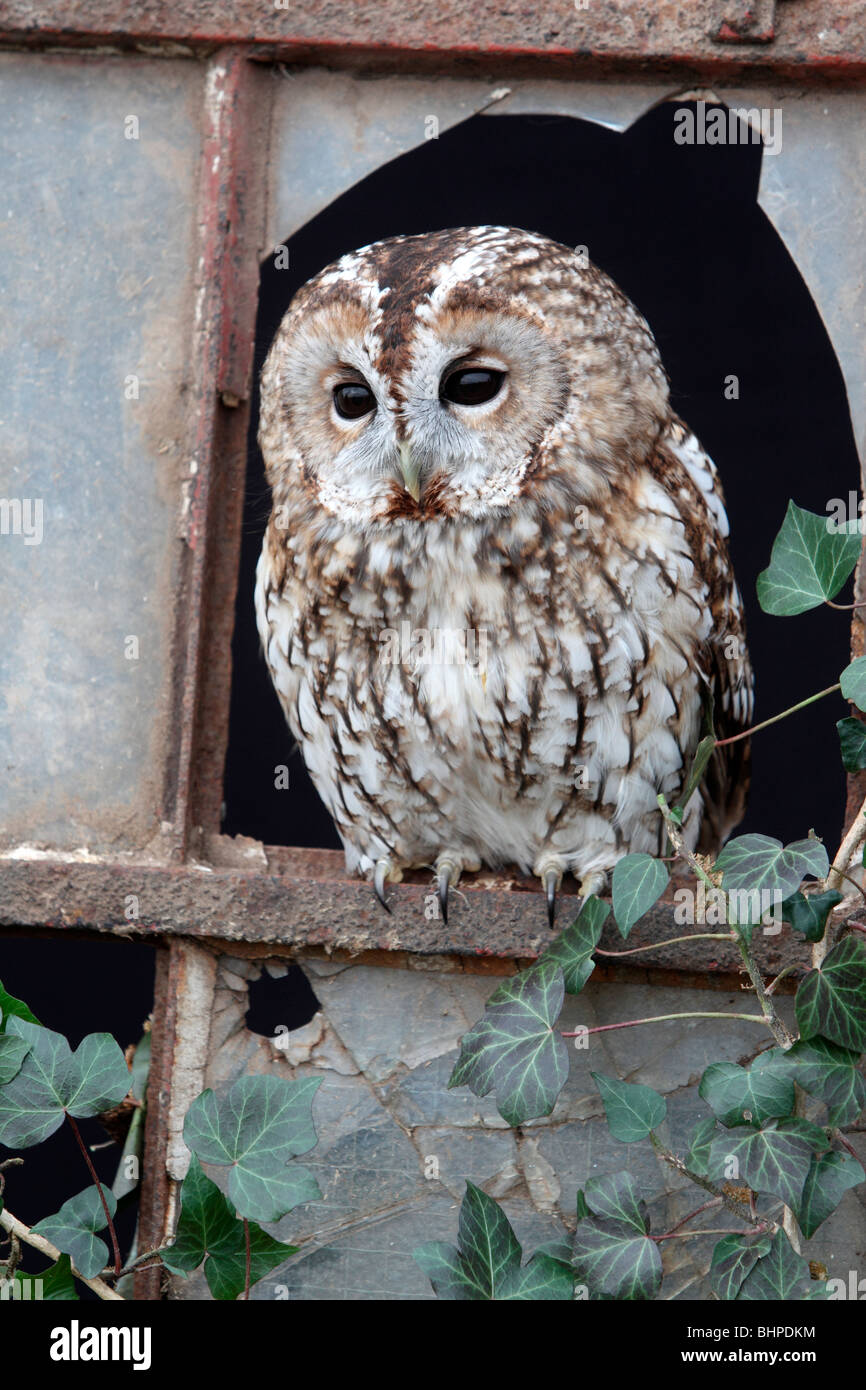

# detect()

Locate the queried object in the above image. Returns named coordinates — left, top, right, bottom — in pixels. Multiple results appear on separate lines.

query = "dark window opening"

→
left=223, top=104, right=857, bottom=854
left=245, top=963, right=320, bottom=1037
left=0, top=934, right=155, bottom=1297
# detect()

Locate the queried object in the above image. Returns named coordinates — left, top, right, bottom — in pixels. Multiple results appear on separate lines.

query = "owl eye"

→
left=333, top=382, right=376, bottom=420
left=440, top=367, right=505, bottom=407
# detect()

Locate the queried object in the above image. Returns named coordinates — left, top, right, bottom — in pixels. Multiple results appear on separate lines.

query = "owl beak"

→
left=397, top=441, right=421, bottom=502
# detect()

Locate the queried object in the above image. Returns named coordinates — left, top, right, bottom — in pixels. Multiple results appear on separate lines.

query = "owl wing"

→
left=654, top=418, right=755, bottom=851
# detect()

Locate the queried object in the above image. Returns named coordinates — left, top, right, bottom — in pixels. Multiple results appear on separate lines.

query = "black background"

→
left=3, top=102, right=859, bottom=1278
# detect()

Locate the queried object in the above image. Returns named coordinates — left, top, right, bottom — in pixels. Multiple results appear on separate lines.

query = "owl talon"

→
left=435, top=857, right=462, bottom=925
left=543, top=868, right=560, bottom=930
left=535, top=857, right=565, bottom=930
left=373, top=859, right=392, bottom=915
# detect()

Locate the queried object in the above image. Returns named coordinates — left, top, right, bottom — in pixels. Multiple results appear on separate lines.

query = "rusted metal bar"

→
left=711, top=1, right=776, bottom=45
left=164, top=49, right=272, bottom=857
left=0, top=1, right=864, bottom=78
left=0, top=851, right=814, bottom=981
left=133, top=942, right=174, bottom=1301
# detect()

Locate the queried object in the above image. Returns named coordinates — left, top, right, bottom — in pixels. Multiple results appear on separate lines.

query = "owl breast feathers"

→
left=255, top=225, right=753, bottom=925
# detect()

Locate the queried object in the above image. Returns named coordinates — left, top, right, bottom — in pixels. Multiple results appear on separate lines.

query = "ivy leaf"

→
left=500, top=1253, right=576, bottom=1300
left=714, top=834, right=828, bottom=903
left=0, top=1021, right=131, bottom=1148
left=0, top=981, right=40, bottom=1030
left=183, top=1075, right=321, bottom=1225
left=795, top=935, right=866, bottom=1052
left=162, top=1155, right=297, bottom=1300
left=674, top=734, right=718, bottom=816
left=534, top=896, right=608, bottom=993
left=611, top=855, right=669, bottom=938
left=836, top=718, right=866, bottom=772
left=840, top=657, right=866, bottom=712
left=591, top=1073, right=666, bottom=1142
left=10, top=1255, right=79, bottom=1302
left=581, top=1171, right=649, bottom=1230
left=686, top=1117, right=718, bottom=1177
left=413, top=1182, right=572, bottom=1301
left=0, top=1032, right=31, bottom=1086
left=449, top=962, right=569, bottom=1125
left=573, top=1172, right=661, bottom=1300
left=756, top=501, right=860, bottom=615
left=761, top=1037, right=866, bottom=1127
left=710, top=1231, right=773, bottom=1301
left=708, top=1119, right=826, bottom=1208
left=39, top=1255, right=78, bottom=1301
left=780, top=889, right=842, bottom=944
left=794, top=1150, right=865, bottom=1240
left=31, top=1186, right=117, bottom=1280
left=736, top=1230, right=819, bottom=1301
left=698, top=1056, right=795, bottom=1129
left=130, top=1031, right=151, bottom=1105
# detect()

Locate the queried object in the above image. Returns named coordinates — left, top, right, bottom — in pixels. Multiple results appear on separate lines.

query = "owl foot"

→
left=373, top=858, right=394, bottom=915
left=577, top=870, right=607, bottom=902
left=534, top=856, right=566, bottom=930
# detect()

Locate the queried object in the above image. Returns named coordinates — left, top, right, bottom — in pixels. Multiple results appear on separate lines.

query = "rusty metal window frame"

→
left=1, top=1, right=865, bottom=1296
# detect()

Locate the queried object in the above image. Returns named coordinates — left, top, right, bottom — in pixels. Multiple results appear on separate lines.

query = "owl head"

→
left=259, top=226, right=669, bottom=527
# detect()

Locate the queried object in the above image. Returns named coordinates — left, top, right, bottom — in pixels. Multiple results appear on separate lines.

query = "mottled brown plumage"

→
left=255, top=226, right=753, bottom=923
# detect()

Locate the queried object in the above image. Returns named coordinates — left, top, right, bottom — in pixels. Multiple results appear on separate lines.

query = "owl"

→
left=255, top=226, right=753, bottom=927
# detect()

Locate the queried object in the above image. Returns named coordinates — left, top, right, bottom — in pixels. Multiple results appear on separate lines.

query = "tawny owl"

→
left=255, top=226, right=753, bottom=927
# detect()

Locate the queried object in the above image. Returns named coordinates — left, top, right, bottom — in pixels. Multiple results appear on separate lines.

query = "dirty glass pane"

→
left=0, top=55, right=203, bottom=851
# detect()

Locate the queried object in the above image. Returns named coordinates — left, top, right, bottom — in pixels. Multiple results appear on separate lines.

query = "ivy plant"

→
left=0, top=988, right=321, bottom=1301
left=416, top=500, right=866, bottom=1300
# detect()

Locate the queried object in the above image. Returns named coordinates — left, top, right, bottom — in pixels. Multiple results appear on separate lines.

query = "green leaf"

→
left=581, top=1170, right=649, bottom=1230
left=707, top=1119, right=826, bottom=1209
left=10, top=1255, right=79, bottom=1301
left=31, top=1185, right=117, bottom=1280
left=780, top=889, right=842, bottom=944
left=714, top=834, right=829, bottom=903
left=795, top=935, right=866, bottom=1052
left=573, top=1173, right=661, bottom=1300
left=0, top=1032, right=30, bottom=1085
left=794, top=1150, right=865, bottom=1239
left=572, top=1222, right=661, bottom=1301
left=761, top=1037, right=866, bottom=1127
left=756, top=501, right=860, bottom=615
left=183, top=1075, right=321, bottom=1224
left=710, top=1231, right=773, bottom=1301
left=736, top=1230, right=818, bottom=1301
left=686, top=1117, right=718, bottom=1177
left=840, top=657, right=866, bottom=712
left=162, top=1155, right=296, bottom=1300
left=675, top=735, right=717, bottom=816
left=534, top=896, right=608, bottom=993
left=413, top=1182, right=572, bottom=1301
left=698, top=1055, right=795, bottom=1129
left=39, top=1255, right=78, bottom=1301
left=837, top=717, right=866, bottom=772
left=0, top=1021, right=131, bottom=1148
left=591, top=1073, right=667, bottom=1142
left=0, top=980, right=40, bottom=1030
left=130, top=1031, right=151, bottom=1105
left=611, top=855, right=669, bottom=938
left=448, top=962, right=569, bottom=1125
